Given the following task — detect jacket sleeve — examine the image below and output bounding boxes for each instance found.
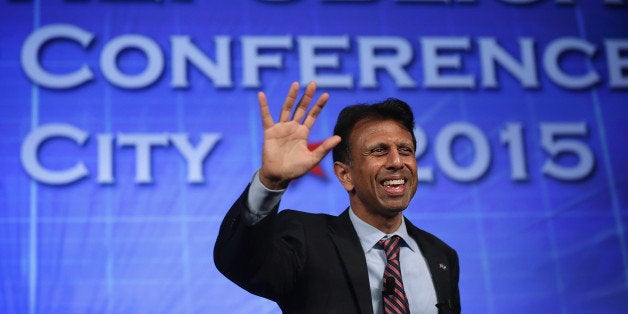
[213,185,307,301]
[449,248,461,313]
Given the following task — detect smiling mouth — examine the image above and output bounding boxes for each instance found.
[381,178,407,195]
[382,179,405,186]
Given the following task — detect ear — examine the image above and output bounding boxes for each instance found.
[333,161,354,192]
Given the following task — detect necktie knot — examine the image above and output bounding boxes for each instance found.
[378,235,402,261]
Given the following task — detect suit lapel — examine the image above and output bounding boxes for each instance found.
[327,209,373,314]
[406,219,452,312]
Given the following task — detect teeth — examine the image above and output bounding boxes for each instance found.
[383,179,404,186]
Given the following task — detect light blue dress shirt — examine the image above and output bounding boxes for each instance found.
[244,172,438,313]
[348,209,437,314]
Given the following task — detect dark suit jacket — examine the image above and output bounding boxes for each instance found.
[214,186,460,313]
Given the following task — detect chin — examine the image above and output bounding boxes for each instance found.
[384,206,407,215]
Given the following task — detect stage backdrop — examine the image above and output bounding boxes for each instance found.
[1,0,627,313]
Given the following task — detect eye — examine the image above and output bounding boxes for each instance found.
[398,147,414,156]
[370,147,387,156]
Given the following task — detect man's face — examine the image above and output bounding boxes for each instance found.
[337,118,418,219]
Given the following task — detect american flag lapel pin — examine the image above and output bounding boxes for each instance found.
[438,262,447,271]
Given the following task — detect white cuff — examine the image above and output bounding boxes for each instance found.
[243,171,285,225]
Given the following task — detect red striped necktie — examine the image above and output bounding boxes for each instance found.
[379,235,410,314]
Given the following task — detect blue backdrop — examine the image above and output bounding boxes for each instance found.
[1,0,627,313]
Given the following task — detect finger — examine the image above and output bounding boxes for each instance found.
[279,82,300,123]
[292,81,316,123]
[258,91,275,129]
[311,135,342,161]
[302,92,329,129]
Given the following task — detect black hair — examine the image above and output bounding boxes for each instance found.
[332,98,416,164]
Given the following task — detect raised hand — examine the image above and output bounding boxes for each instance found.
[258,82,341,190]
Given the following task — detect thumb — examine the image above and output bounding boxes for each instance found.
[311,135,341,161]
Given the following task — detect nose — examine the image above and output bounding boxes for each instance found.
[386,148,403,170]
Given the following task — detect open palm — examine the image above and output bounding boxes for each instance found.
[258,82,341,190]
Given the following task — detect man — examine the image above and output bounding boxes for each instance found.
[214,82,460,313]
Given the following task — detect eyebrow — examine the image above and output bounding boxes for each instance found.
[364,141,414,151]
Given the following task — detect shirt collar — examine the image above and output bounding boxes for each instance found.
[348,208,419,253]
